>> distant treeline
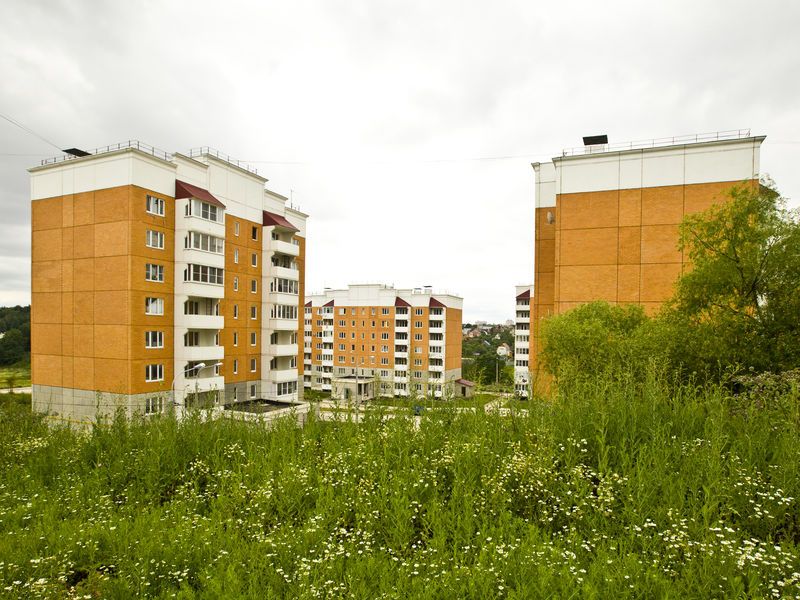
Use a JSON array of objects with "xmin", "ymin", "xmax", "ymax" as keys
[{"xmin": 0, "ymin": 305, "xmax": 30, "ymax": 366}]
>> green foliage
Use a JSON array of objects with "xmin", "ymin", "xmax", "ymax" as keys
[
  {"xmin": 0, "ymin": 305, "xmax": 30, "ymax": 366},
  {"xmin": 2, "ymin": 377, "xmax": 799, "ymax": 597},
  {"xmin": 462, "ymin": 325, "xmax": 514, "ymax": 388},
  {"xmin": 539, "ymin": 301, "xmax": 669, "ymax": 379},
  {"xmin": 668, "ymin": 180, "xmax": 800, "ymax": 376}
]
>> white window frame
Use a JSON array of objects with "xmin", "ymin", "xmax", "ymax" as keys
[
  {"xmin": 145, "ymin": 331, "xmax": 163, "ymax": 349},
  {"xmin": 145, "ymin": 363, "xmax": 164, "ymax": 382},
  {"xmin": 145, "ymin": 297, "xmax": 164, "ymax": 315},
  {"xmin": 146, "ymin": 195, "xmax": 165, "ymax": 216},
  {"xmin": 146, "ymin": 229, "xmax": 164, "ymax": 249},
  {"xmin": 145, "ymin": 263, "xmax": 164, "ymax": 283}
]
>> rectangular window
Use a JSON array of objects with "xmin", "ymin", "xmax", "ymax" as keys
[
  {"xmin": 381, "ymin": 358, "xmax": 389, "ymax": 365},
  {"xmin": 233, "ymin": 332, "xmax": 238, "ymax": 346},
  {"xmin": 233, "ymin": 304, "xmax": 239, "ymax": 319},
  {"xmin": 270, "ymin": 278, "xmax": 299, "ymax": 294},
  {"xmin": 146, "ymin": 229, "xmax": 164, "ymax": 249},
  {"xmin": 415, "ymin": 308, "xmax": 424, "ymax": 316},
  {"xmin": 234, "ymin": 248, "xmax": 239, "ymax": 264},
  {"xmin": 145, "ymin": 263, "xmax": 164, "ymax": 282},
  {"xmin": 414, "ymin": 333, "xmax": 423, "ymax": 341},
  {"xmin": 145, "ymin": 297, "xmax": 164, "ymax": 315},
  {"xmin": 144, "ymin": 396, "xmax": 163, "ymax": 415},
  {"xmin": 251, "ymin": 279, "xmax": 257, "ymax": 293},
  {"xmin": 251, "ymin": 253, "xmax": 258, "ymax": 267},
  {"xmin": 250, "ymin": 384, "xmax": 257, "ymax": 398},
  {"xmin": 233, "ymin": 359, "xmax": 238, "ymax": 374},
  {"xmin": 251, "ymin": 226, "xmax": 258, "ymax": 240},
  {"xmin": 270, "ymin": 305, "xmax": 298, "ymax": 320},
  {"xmin": 382, "ymin": 308, "xmax": 390, "ymax": 315},
  {"xmin": 250, "ymin": 332, "xmax": 257, "ymax": 346},
  {"xmin": 186, "ymin": 231, "xmax": 224, "ymax": 254},
  {"xmin": 233, "ymin": 276, "xmax": 239, "ymax": 291},
  {"xmin": 381, "ymin": 333, "xmax": 389, "ymax": 340},
  {"xmin": 234, "ymin": 222, "xmax": 240, "ymax": 236},
  {"xmin": 185, "ymin": 264, "xmax": 224, "ymax": 285},
  {"xmin": 190, "ymin": 201, "xmax": 219, "ymax": 222},
  {"xmin": 250, "ymin": 358, "xmax": 257, "ymax": 372},
  {"xmin": 145, "ymin": 364, "xmax": 164, "ymax": 382},
  {"xmin": 250, "ymin": 306, "xmax": 257, "ymax": 320},
  {"xmin": 146, "ymin": 195, "xmax": 165, "ymax": 216},
  {"xmin": 414, "ymin": 321, "xmax": 423, "ymax": 328},
  {"xmin": 145, "ymin": 331, "xmax": 163, "ymax": 348},
  {"xmin": 184, "ymin": 331, "xmax": 199, "ymax": 347}
]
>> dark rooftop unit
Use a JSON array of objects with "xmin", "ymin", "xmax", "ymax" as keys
[
  {"xmin": 62, "ymin": 148, "xmax": 91, "ymax": 158},
  {"xmin": 582, "ymin": 135, "xmax": 608, "ymax": 146}
]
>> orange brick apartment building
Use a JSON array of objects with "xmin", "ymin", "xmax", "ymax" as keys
[
  {"xmin": 29, "ymin": 142, "xmax": 307, "ymax": 421},
  {"xmin": 304, "ymin": 284, "xmax": 463, "ymax": 398},
  {"xmin": 515, "ymin": 131, "xmax": 765, "ymax": 394}
]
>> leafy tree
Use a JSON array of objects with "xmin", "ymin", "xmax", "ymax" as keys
[
  {"xmin": 539, "ymin": 301, "xmax": 668, "ymax": 378},
  {"xmin": 0, "ymin": 329, "xmax": 26, "ymax": 365},
  {"xmin": 667, "ymin": 180, "xmax": 800, "ymax": 376}
]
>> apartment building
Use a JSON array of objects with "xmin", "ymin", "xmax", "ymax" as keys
[
  {"xmin": 513, "ymin": 284, "xmax": 533, "ymax": 396},
  {"xmin": 29, "ymin": 141, "xmax": 307, "ymax": 422},
  {"xmin": 519, "ymin": 130, "xmax": 765, "ymax": 390},
  {"xmin": 304, "ymin": 284, "xmax": 463, "ymax": 398}
]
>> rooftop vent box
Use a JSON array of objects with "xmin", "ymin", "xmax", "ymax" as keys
[
  {"xmin": 63, "ymin": 148, "xmax": 91, "ymax": 158},
  {"xmin": 582, "ymin": 135, "xmax": 608, "ymax": 146}
]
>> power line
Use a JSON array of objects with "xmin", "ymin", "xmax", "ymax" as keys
[{"xmin": 0, "ymin": 112, "xmax": 62, "ymax": 152}]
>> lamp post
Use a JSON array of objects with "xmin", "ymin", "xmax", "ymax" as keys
[{"xmin": 170, "ymin": 361, "xmax": 224, "ymax": 410}]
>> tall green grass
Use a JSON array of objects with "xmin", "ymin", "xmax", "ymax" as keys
[{"xmin": 0, "ymin": 375, "xmax": 798, "ymax": 598}]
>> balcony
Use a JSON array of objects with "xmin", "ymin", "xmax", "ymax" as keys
[
  {"xmin": 268, "ymin": 291, "xmax": 299, "ymax": 307},
  {"xmin": 271, "ymin": 239, "xmax": 300, "ymax": 257},
  {"xmin": 269, "ymin": 318, "xmax": 299, "ymax": 332},
  {"xmin": 178, "ymin": 374, "xmax": 225, "ymax": 394},
  {"xmin": 429, "ymin": 325, "xmax": 443, "ymax": 333},
  {"xmin": 181, "ymin": 345, "xmax": 225, "ymax": 362},
  {"xmin": 272, "ymin": 266, "xmax": 299, "ymax": 281},
  {"xmin": 269, "ymin": 368, "xmax": 298, "ymax": 384},
  {"xmin": 429, "ymin": 364, "xmax": 444, "ymax": 372},
  {"xmin": 177, "ymin": 314, "xmax": 224, "ymax": 330},
  {"xmin": 181, "ymin": 280, "xmax": 225, "ymax": 299},
  {"xmin": 271, "ymin": 343, "xmax": 298, "ymax": 357},
  {"xmin": 181, "ymin": 213, "xmax": 225, "ymax": 237},
  {"xmin": 429, "ymin": 350, "xmax": 443, "ymax": 359},
  {"xmin": 182, "ymin": 248, "xmax": 225, "ymax": 269}
]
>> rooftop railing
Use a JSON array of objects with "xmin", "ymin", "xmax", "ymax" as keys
[
  {"xmin": 561, "ymin": 129, "xmax": 752, "ymax": 157},
  {"xmin": 187, "ymin": 147, "xmax": 259, "ymax": 176},
  {"xmin": 40, "ymin": 140, "xmax": 172, "ymax": 166}
]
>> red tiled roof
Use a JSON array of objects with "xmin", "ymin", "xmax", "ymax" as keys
[
  {"xmin": 305, "ymin": 301, "xmax": 312, "ymax": 307},
  {"xmin": 324, "ymin": 300, "xmax": 334, "ymax": 307},
  {"xmin": 395, "ymin": 297, "xmax": 411, "ymax": 307},
  {"xmin": 429, "ymin": 297, "xmax": 446, "ymax": 308},
  {"xmin": 175, "ymin": 180, "xmax": 225, "ymax": 208},
  {"xmin": 516, "ymin": 289, "xmax": 531, "ymax": 300},
  {"xmin": 455, "ymin": 378, "xmax": 475, "ymax": 387},
  {"xmin": 263, "ymin": 210, "xmax": 298, "ymax": 231}
]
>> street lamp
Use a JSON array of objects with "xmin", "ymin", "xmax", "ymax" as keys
[{"xmin": 170, "ymin": 361, "xmax": 224, "ymax": 408}]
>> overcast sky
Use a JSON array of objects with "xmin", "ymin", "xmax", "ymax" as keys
[{"xmin": 1, "ymin": 0, "xmax": 798, "ymax": 322}]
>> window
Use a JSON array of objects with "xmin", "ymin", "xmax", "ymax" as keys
[
  {"xmin": 250, "ymin": 358, "xmax": 257, "ymax": 372},
  {"xmin": 382, "ymin": 308, "xmax": 390, "ymax": 315},
  {"xmin": 381, "ymin": 345, "xmax": 388, "ymax": 352},
  {"xmin": 250, "ymin": 332, "xmax": 257, "ymax": 346},
  {"xmin": 250, "ymin": 279, "xmax": 257, "ymax": 293},
  {"xmin": 251, "ymin": 226, "xmax": 259, "ymax": 240},
  {"xmin": 186, "ymin": 200, "xmax": 220, "ymax": 222},
  {"xmin": 381, "ymin": 358, "xmax": 389, "ymax": 365},
  {"xmin": 233, "ymin": 332, "xmax": 238, "ymax": 346},
  {"xmin": 250, "ymin": 384, "xmax": 257, "ymax": 398},
  {"xmin": 234, "ymin": 222, "xmax": 240, "ymax": 236},
  {"xmin": 145, "ymin": 263, "xmax": 164, "ymax": 282},
  {"xmin": 144, "ymin": 396, "xmax": 163, "ymax": 415},
  {"xmin": 270, "ymin": 278, "xmax": 299, "ymax": 294},
  {"xmin": 146, "ymin": 195, "xmax": 165, "ymax": 216},
  {"xmin": 233, "ymin": 276, "xmax": 239, "ymax": 291},
  {"xmin": 381, "ymin": 333, "xmax": 389, "ymax": 340},
  {"xmin": 414, "ymin": 333, "xmax": 423, "ymax": 341},
  {"xmin": 251, "ymin": 253, "xmax": 258, "ymax": 267},
  {"xmin": 233, "ymin": 304, "xmax": 239, "ymax": 319},
  {"xmin": 270, "ymin": 305, "xmax": 298, "ymax": 320},
  {"xmin": 234, "ymin": 249, "xmax": 239, "ymax": 264},
  {"xmin": 414, "ymin": 359, "xmax": 423, "ymax": 366},
  {"xmin": 186, "ymin": 231, "xmax": 224, "ymax": 254},
  {"xmin": 414, "ymin": 347, "xmax": 422, "ymax": 354},
  {"xmin": 233, "ymin": 387, "xmax": 238, "ymax": 401},
  {"xmin": 146, "ymin": 229, "xmax": 164, "ymax": 249},
  {"xmin": 233, "ymin": 359, "xmax": 238, "ymax": 374},
  {"xmin": 277, "ymin": 381, "xmax": 297, "ymax": 396},
  {"xmin": 185, "ymin": 264, "xmax": 224, "ymax": 285},
  {"xmin": 414, "ymin": 321, "xmax": 423, "ymax": 328},
  {"xmin": 145, "ymin": 297, "xmax": 164, "ymax": 315},
  {"xmin": 339, "ymin": 308, "xmax": 346, "ymax": 315},
  {"xmin": 250, "ymin": 306, "xmax": 257, "ymax": 319},
  {"xmin": 184, "ymin": 331, "xmax": 199, "ymax": 347},
  {"xmin": 415, "ymin": 308, "xmax": 424, "ymax": 316},
  {"xmin": 145, "ymin": 364, "xmax": 163, "ymax": 382},
  {"xmin": 145, "ymin": 331, "xmax": 163, "ymax": 348}
]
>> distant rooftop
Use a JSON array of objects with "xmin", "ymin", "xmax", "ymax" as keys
[{"xmin": 560, "ymin": 128, "xmax": 755, "ymax": 158}]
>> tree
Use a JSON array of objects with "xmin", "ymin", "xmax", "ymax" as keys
[
  {"xmin": 667, "ymin": 180, "xmax": 800, "ymax": 375},
  {"xmin": 0, "ymin": 329, "xmax": 26, "ymax": 365}
]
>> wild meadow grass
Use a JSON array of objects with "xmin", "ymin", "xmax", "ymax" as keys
[{"xmin": 0, "ymin": 375, "xmax": 799, "ymax": 598}]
